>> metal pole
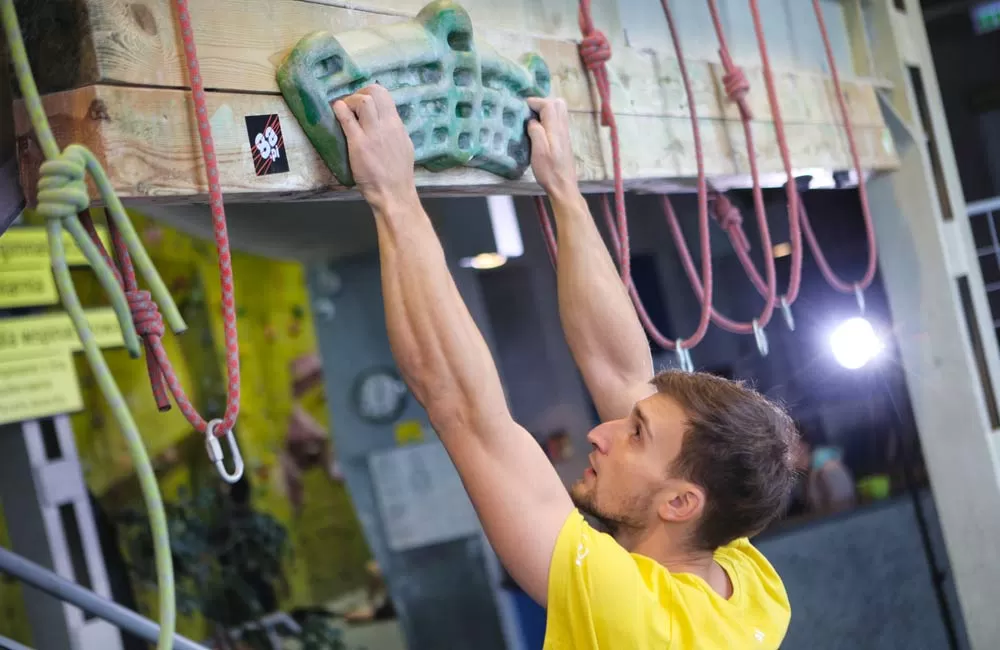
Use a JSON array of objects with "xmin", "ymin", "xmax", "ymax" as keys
[
  {"xmin": 0, "ymin": 634, "xmax": 34, "ymax": 650},
  {"xmin": 0, "ymin": 546, "xmax": 208, "ymax": 650}
]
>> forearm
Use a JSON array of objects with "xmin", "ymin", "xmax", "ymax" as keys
[
  {"xmin": 550, "ymin": 188, "xmax": 653, "ymax": 419},
  {"xmin": 371, "ymin": 194, "xmax": 509, "ymax": 434}
]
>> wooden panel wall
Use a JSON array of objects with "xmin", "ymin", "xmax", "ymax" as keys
[{"xmin": 10, "ymin": 0, "xmax": 897, "ymax": 204}]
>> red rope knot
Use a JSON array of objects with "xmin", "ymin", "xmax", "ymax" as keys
[
  {"xmin": 579, "ymin": 30, "xmax": 611, "ymax": 71},
  {"xmin": 578, "ymin": 30, "xmax": 614, "ymax": 126},
  {"xmin": 719, "ymin": 51, "xmax": 752, "ymax": 120},
  {"xmin": 712, "ymin": 194, "xmax": 751, "ymax": 253},
  {"xmin": 127, "ymin": 290, "xmax": 165, "ymax": 338}
]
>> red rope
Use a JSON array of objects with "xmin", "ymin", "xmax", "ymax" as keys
[
  {"xmin": 659, "ymin": 0, "xmax": 778, "ymax": 334},
  {"xmin": 534, "ymin": 0, "xmax": 715, "ymax": 352},
  {"xmin": 805, "ymin": 0, "xmax": 878, "ymax": 294},
  {"xmin": 715, "ymin": 1, "xmax": 879, "ymax": 299},
  {"xmin": 80, "ymin": 0, "xmax": 241, "ymax": 438},
  {"xmin": 535, "ymin": 194, "xmax": 713, "ymax": 353},
  {"xmin": 577, "ymin": 0, "xmax": 629, "ymax": 285},
  {"xmin": 744, "ymin": 0, "xmax": 805, "ymax": 306}
]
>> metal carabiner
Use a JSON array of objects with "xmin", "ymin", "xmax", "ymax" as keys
[
  {"xmin": 675, "ymin": 340, "xmax": 694, "ymax": 373},
  {"xmin": 205, "ymin": 419, "xmax": 245, "ymax": 484},
  {"xmin": 780, "ymin": 296, "xmax": 795, "ymax": 332},
  {"xmin": 752, "ymin": 319, "xmax": 769, "ymax": 357},
  {"xmin": 854, "ymin": 284, "xmax": 866, "ymax": 315}
]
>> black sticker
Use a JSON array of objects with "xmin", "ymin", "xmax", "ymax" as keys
[{"xmin": 245, "ymin": 114, "xmax": 289, "ymax": 176}]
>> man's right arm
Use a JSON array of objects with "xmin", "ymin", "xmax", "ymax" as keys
[{"xmin": 527, "ymin": 98, "xmax": 655, "ymax": 422}]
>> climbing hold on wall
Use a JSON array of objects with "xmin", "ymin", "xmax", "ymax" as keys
[{"xmin": 277, "ymin": 0, "xmax": 551, "ymax": 186}]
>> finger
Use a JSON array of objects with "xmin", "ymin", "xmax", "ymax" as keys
[
  {"xmin": 344, "ymin": 92, "xmax": 379, "ymax": 130},
  {"xmin": 526, "ymin": 97, "xmax": 545, "ymax": 111},
  {"xmin": 554, "ymin": 97, "xmax": 569, "ymax": 119},
  {"xmin": 332, "ymin": 100, "xmax": 364, "ymax": 141},
  {"xmin": 362, "ymin": 84, "xmax": 394, "ymax": 114},
  {"xmin": 526, "ymin": 119, "xmax": 549, "ymax": 154}
]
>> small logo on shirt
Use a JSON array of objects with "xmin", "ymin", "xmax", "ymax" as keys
[
  {"xmin": 576, "ymin": 532, "xmax": 590, "ymax": 567},
  {"xmin": 754, "ymin": 630, "xmax": 766, "ymax": 643}
]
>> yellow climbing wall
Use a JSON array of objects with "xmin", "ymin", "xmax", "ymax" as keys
[{"xmin": 62, "ymin": 210, "xmax": 371, "ymax": 639}]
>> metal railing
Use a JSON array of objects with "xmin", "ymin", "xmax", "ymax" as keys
[{"xmin": 0, "ymin": 546, "xmax": 208, "ymax": 650}]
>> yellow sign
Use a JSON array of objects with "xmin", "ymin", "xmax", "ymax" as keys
[
  {"xmin": 0, "ymin": 268, "xmax": 58, "ymax": 308},
  {"xmin": 0, "ymin": 226, "xmax": 111, "ymax": 268},
  {"xmin": 0, "ymin": 352, "xmax": 83, "ymax": 425},
  {"xmin": 0, "ymin": 308, "xmax": 124, "ymax": 357},
  {"xmin": 394, "ymin": 419, "xmax": 425, "ymax": 446}
]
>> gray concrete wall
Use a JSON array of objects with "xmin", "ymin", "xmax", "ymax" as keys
[{"xmin": 306, "ymin": 199, "xmax": 519, "ymax": 650}]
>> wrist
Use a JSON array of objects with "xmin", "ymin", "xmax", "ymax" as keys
[
  {"xmin": 366, "ymin": 184, "xmax": 421, "ymax": 216},
  {"xmin": 547, "ymin": 184, "xmax": 587, "ymax": 213}
]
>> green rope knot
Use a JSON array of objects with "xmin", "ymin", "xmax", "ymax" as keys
[{"xmin": 35, "ymin": 144, "xmax": 92, "ymax": 222}]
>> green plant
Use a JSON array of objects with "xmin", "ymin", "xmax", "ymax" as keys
[
  {"xmin": 297, "ymin": 613, "xmax": 348, "ymax": 650},
  {"xmin": 116, "ymin": 483, "xmax": 290, "ymax": 648}
]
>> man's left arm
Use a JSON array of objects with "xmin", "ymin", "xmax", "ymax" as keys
[{"xmin": 333, "ymin": 86, "xmax": 573, "ymax": 605}]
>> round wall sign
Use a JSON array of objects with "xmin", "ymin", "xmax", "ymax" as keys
[{"xmin": 351, "ymin": 367, "xmax": 408, "ymax": 424}]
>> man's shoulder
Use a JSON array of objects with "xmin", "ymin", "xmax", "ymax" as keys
[
  {"xmin": 718, "ymin": 538, "xmax": 785, "ymax": 587},
  {"xmin": 718, "ymin": 538, "xmax": 791, "ymax": 622}
]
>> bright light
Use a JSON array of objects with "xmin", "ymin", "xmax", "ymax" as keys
[
  {"xmin": 772, "ymin": 242, "xmax": 792, "ymax": 258},
  {"xmin": 830, "ymin": 317, "xmax": 883, "ymax": 369},
  {"xmin": 459, "ymin": 252, "xmax": 507, "ymax": 270}
]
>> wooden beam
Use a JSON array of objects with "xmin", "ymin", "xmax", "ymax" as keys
[
  {"xmin": 14, "ymin": 0, "xmax": 885, "ymax": 125},
  {"xmin": 842, "ymin": 0, "xmax": 876, "ymax": 78},
  {"xmin": 10, "ymin": 0, "xmax": 899, "ymax": 203},
  {"xmin": 13, "ymin": 84, "xmax": 897, "ymax": 205}
]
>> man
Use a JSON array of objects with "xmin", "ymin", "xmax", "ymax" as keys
[{"xmin": 332, "ymin": 86, "xmax": 798, "ymax": 649}]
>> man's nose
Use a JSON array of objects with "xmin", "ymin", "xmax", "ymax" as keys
[{"xmin": 587, "ymin": 419, "xmax": 622, "ymax": 454}]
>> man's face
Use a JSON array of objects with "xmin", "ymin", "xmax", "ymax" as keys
[{"xmin": 570, "ymin": 393, "xmax": 692, "ymax": 537}]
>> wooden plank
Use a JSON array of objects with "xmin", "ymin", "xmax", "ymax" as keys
[
  {"xmin": 13, "ymin": 84, "xmax": 898, "ymax": 205},
  {"xmin": 842, "ymin": 0, "xmax": 875, "ymax": 77},
  {"xmin": 890, "ymin": 5, "xmax": 919, "ymax": 66},
  {"xmin": 866, "ymin": 0, "xmax": 915, "ymax": 129},
  {"xmin": 19, "ymin": 0, "xmax": 885, "ymax": 129}
]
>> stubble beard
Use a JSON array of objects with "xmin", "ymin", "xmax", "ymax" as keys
[{"xmin": 570, "ymin": 479, "xmax": 644, "ymax": 538}]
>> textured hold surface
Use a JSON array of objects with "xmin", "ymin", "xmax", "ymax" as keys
[{"xmin": 277, "ymin": 0, "xmax": 550, "ymax": 186}]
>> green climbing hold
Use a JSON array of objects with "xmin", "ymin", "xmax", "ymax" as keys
[{"xmin": 277, "ymin": 0, "xmax": 551, "ymax": 187}]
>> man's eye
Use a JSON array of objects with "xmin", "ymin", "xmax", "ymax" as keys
[{"xmin": 633, "ymin": 427, "xmax": 641, "ymax": 439}]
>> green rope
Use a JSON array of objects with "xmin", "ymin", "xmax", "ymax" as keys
[{"xmin": 2, "ymin": 2, "xmax": 178, "ymax": 648}]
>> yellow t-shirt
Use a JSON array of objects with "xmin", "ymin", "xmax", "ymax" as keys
[{"xmin": 544, "ymin": 510, "xmax": 790, "ymax": 649}]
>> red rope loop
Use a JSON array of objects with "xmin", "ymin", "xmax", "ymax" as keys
[
  {"xmin": 806, "ymin": 0, "xmax": 878, "ymax": 294},
  {"xmin": 126, "ymin": 290, "xmax": 165, "ymax": 339},
  {"xmin": 711, "ymin": 193, "xmax": 751, "ymax": 253},
  {"xmin": 534, "ymin": 0, "xmax": 716, "ymax": 355}
]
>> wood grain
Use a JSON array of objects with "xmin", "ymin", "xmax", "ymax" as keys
[
  {"xmin": 25, "ymin": 0, "xmax": 884, "ymax": 127},
  {"xmin": 13, "ymin": 84, "xmax": 898, "ymax": 205}
]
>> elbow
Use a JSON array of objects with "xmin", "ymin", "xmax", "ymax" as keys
[{"xmin": 423, "ymin": 388, "xmax": 511, "ymax": 440}]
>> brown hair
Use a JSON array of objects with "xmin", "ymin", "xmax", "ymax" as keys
[{"xmin": 651, "ymin": 370, "xmax": 799, "ymax": 551}]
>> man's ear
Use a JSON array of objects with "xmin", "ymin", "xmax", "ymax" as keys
[{"xmin": 657, "ymin": 480, "xmax": 705, "ymax": 524}]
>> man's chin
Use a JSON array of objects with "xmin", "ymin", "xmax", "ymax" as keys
[
  {"xmin": 569, "ymin": 481, "xmax": 590, "ymax": 506},
  {"xmin": 570, "ymin": 487, "xmax": 599, "ymax": 518}
]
